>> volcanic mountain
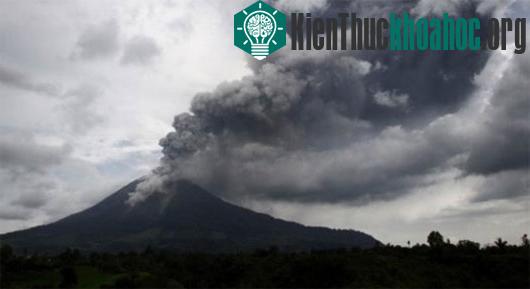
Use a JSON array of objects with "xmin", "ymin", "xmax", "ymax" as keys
[{"xmin": 1, "ymin": 180, "xmax": 379, "ymax": 252}]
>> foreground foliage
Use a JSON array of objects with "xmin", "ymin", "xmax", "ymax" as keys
[{"xmin": 1, "ymin": 232, "xmax": 529, "ymax": 288}]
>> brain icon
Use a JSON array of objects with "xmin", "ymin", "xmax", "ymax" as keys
[{"xmin": 246, "ymin": 13, "xmax": 274, "ymax": 39}]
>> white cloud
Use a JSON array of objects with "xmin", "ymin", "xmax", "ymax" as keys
[{"xmin": 373, "ymin": 90, "xmax": 409, "ymax": 108}]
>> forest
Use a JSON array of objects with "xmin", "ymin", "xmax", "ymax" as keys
[{"xmin": 1, "ymin": 232, "xmax": 529, "ymax": 288}]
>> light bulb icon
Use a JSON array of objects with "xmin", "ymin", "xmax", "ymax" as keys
[
  {"xmin": 234, "ymin": 1, "xmax": 286, "ymax": 60},
  {"xmin": 244, "ymin": 11, "xmax": 276, "ymax": 60}
]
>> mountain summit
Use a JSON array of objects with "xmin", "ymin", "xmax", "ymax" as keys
[{"xmin": 1, "ymin": 180, "xmax": 379, "ymax": 252}]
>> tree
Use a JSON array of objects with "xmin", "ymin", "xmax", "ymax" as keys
[
  {"xmin": 457, "ymin": 240, "xmax": 480, "ymax": 252},
  {"xmin": 0, "ymin": 244, "xmax": 13, "ymax": 262},
  {"xmin": 59, "ymin": 266, "xmax": 78, "ymax": 288},
  {"xmin": 427, "ymin": 231, "xmax": 445, "ymax": 248},
  {"xmin": 494, "ymin": 238, "xmax": 508, "ymax": 249}
]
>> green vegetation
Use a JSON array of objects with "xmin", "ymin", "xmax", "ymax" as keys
[{"xmin": 1, "ymin": 232, "xmax": 529, "ymax": 288}]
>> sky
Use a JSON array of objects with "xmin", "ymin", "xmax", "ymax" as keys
[{"xmin": 0, "ymin": 0, "xmax": 528, "ymax": 246}]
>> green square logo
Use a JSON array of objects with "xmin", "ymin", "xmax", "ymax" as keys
[{"xmin": 234, "ymin": 1, "xmax": 287, "ymax": 60}]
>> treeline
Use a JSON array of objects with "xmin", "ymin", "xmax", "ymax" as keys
[{"xmin": 1, "ymin": 232, "xmax": 529, "ymax": 288}]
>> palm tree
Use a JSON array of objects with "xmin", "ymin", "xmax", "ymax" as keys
[{"xmin": 494, "ymin": 238, "xmax": 508, "ymax": 249}]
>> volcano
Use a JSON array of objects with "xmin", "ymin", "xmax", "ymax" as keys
[{"xmin": 1, "ymin": 180, "xmax": 379, "ymax": 252}]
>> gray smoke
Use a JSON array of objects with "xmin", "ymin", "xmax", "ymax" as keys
[{"xmin": 128, "ymin": 0, "xmax": 528, "ymax": 206}]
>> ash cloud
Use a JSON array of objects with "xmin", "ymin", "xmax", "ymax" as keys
[{"xmin": 129, "ymin": 0, "xmax": 528, "ymax": 206}]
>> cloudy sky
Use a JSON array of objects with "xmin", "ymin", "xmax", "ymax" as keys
[{"xmin": 0, "ymin": 0, "xmax": 528, "ymax": 246}]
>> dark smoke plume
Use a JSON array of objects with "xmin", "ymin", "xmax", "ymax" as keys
[{"xmin": 128, "ymin": 0, "xmax": 528, "ymax": 206}]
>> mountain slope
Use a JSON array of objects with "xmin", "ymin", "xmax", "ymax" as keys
[{"xmin": 1, "ymin": 180, "xmax": 379, "ymax": 252}]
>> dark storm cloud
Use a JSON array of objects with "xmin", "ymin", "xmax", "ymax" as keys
[
  {"xmin": 465, "ymin": 55, "xmax": 530, "ymax": 175},
  {"xmin": 121, "ymin": 36, "xmax": 161, "ymax": 65},
  {"xmin": 0, "ymin": 64, "xmax": 60, "ymax": 96},
  {"xmin": 434, "ymin": 195, "xmax": 528, "ymax": 221},
  {"xmin": 129, "ymin": 0, "xmax": 526, "ymax": 205},
  {"xmin": 464, "ymin": 54, "xmax": 530, "ymax": 203},
  {"xmin": 73, "ymin": 19, "xmax": 120, "ymax": 60},
  {"xmin": 474, "ymin": 170, "xmax": 529, "ymax": 202}
]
